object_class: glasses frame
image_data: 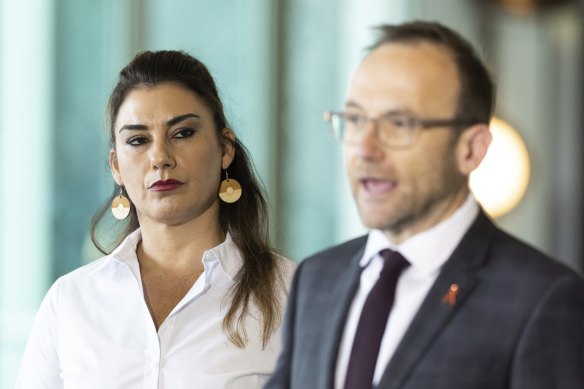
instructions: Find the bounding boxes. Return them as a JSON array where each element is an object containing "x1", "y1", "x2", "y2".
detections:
[{"x1": 323, "y1": 110, "x2": 475, "y2": 148}]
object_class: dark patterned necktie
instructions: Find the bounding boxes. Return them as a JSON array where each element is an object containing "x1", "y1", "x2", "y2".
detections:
[{"x1": 343, "y1": 249, "x2": 410, "y2": 389}]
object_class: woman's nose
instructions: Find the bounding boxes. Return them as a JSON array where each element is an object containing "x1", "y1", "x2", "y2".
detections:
[{"x1": 150, "y1": 140, "x2": 176, "y2": 169}]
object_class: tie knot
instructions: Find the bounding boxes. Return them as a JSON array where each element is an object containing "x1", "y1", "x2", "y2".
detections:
[{"x1": 379, "y1": 249, "x2": 410, "y2": 276}]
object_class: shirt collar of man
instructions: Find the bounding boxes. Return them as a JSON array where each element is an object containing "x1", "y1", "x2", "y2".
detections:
[
  {"x1": 361, "y1": 194, "x2": 479, "y2": 275},
  {"x1": 110, "y1": 229, "x2": 243, "y2": 281}
]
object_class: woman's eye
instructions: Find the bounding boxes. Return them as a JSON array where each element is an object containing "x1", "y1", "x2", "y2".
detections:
[
  {"x1": 174, "y1": 128, "x2": 195, "y2": 139},
  {"x1": 127, "y1": 136, "x2": 149, "y2": 146}
]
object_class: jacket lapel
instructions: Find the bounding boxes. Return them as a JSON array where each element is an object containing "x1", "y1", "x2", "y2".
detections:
[
  {"x1": 321, "y1": 242, "x2": 366, "y2": 388},
  {"x1": 376, "y1": 211, "x2": 497, "y2": 388}
]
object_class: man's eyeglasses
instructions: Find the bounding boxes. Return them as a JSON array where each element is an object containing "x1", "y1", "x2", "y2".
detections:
[{"x1": 323, "y1": 111, "x2": 474, "y2": 148}]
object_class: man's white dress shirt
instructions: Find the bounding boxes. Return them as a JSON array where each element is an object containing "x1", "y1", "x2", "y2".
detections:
[
  {"x1": 16, "y1": 230, "x2": 293, "y2": 389},
  {"x1": 335, "y1": 195, "x2": 479, "y2": 388}
]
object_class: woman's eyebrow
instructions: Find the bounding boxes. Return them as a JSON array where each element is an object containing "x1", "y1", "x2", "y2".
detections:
[
  {"x1": 118, "y1": 113, "x2": 201, "y2": 132},
  {"x1": 166, "y1": 113, "x2": 201, "y2": 126},
  {"x1": 118, "y1": 124, "x2": 147, "y2": 132}
]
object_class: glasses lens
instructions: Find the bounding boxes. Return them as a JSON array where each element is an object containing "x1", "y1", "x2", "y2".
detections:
[
  {"x1": 378, "y1": 114, "x2": 415, "y2": 147},
  {"x1": 331, "y1": 114, "x2": 345, "y2": 142},
  {"x1": 326, "y1": 111, "x2": 417, "y2": 147},
  {"x1": 342, "y1": 113, "x2": 365, "y2": 144}
]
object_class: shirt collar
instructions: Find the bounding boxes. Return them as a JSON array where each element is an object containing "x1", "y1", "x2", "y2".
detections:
[
  {"x1": 110, "y1": 229, "x2": 243, "y2": 281},
  {"x1": 203, "y1": 232, "x2": 243, "y2": 281},
  {"x1": 110, "y1": 228, "x2": 142, "y2": 263},
  {"x1": 361, "y1": 194, "x2": 479, "y2": 274},
  {"x1": 109, "y1": 229, "x2": 143, "y2": 283}
]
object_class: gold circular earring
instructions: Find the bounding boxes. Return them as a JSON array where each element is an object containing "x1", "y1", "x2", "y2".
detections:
[
  {"x1": 111, "y1": 186, "x2": 131, "y2": 220},
  {"x1": 219, "y1": 169, "x2": 242, "y2": 203}
]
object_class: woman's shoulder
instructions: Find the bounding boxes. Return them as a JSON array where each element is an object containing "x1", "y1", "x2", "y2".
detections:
[
  {"x1": 276, "y1": 253, "x2": 297, "y2": 272},
  {"x1": 273, "y1": 253, "x2": 298, "y2": 288},
  {"x1": 54, "y1": 254, "x2": 126, "y2": 288},
  {"x1": 37, "y1": 255, "x2": 119, "y2": 309},
  {"x1": 57, "y1": 230, "x2": 141, "y2": 287}
]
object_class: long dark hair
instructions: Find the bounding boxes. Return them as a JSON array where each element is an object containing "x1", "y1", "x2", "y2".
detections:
[{"x1": 90, "y1": 50, "x2": 286, "y2": 348}]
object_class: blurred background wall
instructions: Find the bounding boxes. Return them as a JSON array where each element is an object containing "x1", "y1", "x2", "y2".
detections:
[{"x1": 0, "y1": 0, "x2": 582, "y2": 385}]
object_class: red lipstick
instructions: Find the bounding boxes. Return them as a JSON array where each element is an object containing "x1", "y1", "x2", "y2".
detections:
[{"x1": 149, "y1": 179, "x2": 183, "y2": 191}]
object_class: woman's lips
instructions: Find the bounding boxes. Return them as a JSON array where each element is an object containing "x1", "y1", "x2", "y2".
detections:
[{"x1": 149, "y1": 179, "x2": 183, "y2": 191}]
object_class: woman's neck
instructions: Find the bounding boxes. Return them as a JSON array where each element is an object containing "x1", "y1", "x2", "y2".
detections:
[{"x1": 137, "y1": 217, "x2": 225, "y2": 274}]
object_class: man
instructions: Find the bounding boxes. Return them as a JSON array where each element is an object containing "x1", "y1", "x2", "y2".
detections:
[{"x1": 266, "y1": 21, "x2": 584, "y2": 389}]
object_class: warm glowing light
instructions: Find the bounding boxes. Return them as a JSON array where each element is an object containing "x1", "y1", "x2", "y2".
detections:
[{"x1": 469, "y1": 117, "x2": 530, "y2": 218}]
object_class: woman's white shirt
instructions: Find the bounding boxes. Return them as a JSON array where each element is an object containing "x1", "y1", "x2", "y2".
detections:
[{"x1": 16, "y1": 229, "x2": 293, "y2": 389}]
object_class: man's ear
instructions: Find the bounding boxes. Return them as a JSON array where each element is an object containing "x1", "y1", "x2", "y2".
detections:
[
  {"x1": 455, "y1": 124, "x2": 492, "y2": 176},
  {"x1": 109, "y1": 148, "x2": 123, "y2": 185},
  {"x1": 221, "y1": 128, "x2": 236, "y2": 169}
]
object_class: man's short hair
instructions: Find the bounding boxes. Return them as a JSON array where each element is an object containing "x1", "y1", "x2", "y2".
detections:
[{"x1": 370, "y1": 21, "x2": 495, "y2": 126}]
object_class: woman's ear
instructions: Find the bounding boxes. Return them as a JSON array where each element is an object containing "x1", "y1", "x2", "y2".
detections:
[
  {"x1": 455, "y1": 124, "x2": 492, "y2": 176},
  {"x1": 221, "y1": 128, "x2": 236, "y2": 169},
  {"x1": 109, "y1": 148, "x2": 123, "y2": 185}
]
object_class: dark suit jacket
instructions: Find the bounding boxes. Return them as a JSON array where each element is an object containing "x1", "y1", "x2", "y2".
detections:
[{"x1": 265, "y1": 211, "x2": 584, "y2": 389}]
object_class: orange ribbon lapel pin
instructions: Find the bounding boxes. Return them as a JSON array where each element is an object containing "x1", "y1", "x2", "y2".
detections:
[{"x1": 441, "y1": 283, "x2": 459, "y2": 306}]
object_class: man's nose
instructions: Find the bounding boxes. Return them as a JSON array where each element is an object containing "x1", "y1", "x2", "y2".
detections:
[{"x1": 356, "y1": 119, "x2": 384, "y2": 159}]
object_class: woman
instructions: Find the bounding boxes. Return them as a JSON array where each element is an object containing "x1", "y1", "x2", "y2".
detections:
[{"x1": 16, "y1": 50, "x2": 293, "y2": 388}]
